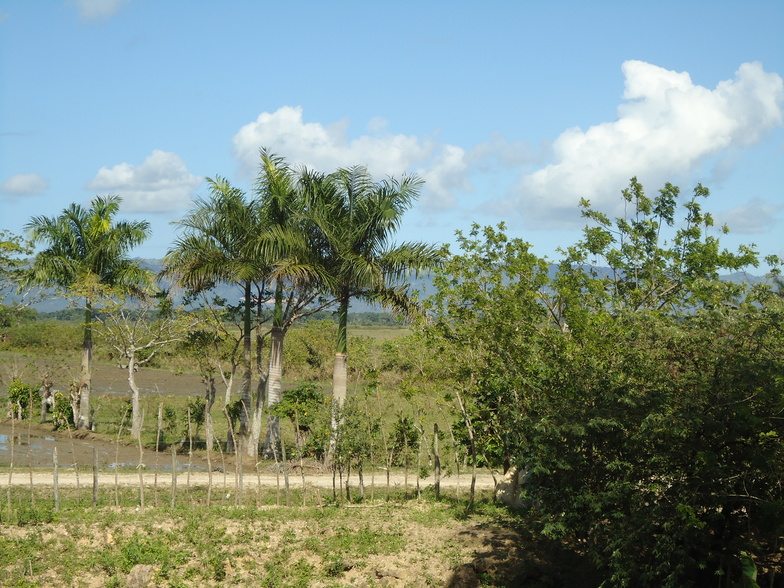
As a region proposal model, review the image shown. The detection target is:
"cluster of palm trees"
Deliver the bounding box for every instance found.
[24,149,442,458]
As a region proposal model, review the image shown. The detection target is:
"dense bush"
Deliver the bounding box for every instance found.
[422,181,783,587]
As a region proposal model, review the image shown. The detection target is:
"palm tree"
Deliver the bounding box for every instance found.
[163,177,267,444]
[306,166,442,432]
[25,195,151,429]
[253,151,335,457]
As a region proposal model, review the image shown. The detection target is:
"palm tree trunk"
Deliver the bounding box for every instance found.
[77,302,93,430]
[262,280,286,458]
[331,292,350,430]
[238,281,253,438]
[262,326,284,458]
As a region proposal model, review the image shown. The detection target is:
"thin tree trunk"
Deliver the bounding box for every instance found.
[454,387,476,510]
[186,407,193,502]
[281,437,290,507]
[77,302,93,430]
[295,410,307,506]
[92,448,98,507]
[238,281,253,439]
[115,408,128,507]
[128,354,143,440]
[155,404,162,507]
[170,445,177,508]
[404,436,409,500]
[137,425,145,510]
[434,423,441,501]
[6,413,13,520]
[330,293,350,442]
[204,377,215,507]
[27,410,34,507]
[53,447,59,511]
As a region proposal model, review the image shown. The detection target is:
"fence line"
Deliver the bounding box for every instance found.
[1,414,493,513]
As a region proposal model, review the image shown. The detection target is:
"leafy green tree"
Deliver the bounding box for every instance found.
[423,223,553,472]
[305,166,442,435]
[7,378,37,420]
[270,382,329,455]
[557,177,758,314]
[0,230,34,330]
[24,195,150,429]
[423,179,781,586]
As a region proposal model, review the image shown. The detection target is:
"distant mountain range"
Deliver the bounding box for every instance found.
[14,259,775,314]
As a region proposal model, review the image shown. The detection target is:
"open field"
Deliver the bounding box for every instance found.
[0,323,594,586]
[0,486,596,588]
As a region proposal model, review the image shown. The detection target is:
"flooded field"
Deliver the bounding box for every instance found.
[0,422,210,471]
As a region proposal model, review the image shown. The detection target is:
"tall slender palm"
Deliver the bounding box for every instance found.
[253,150,298,456]
[306,166,442,428]
[163,178,267,442]
[25,195,151,429]
[253,150,335,457]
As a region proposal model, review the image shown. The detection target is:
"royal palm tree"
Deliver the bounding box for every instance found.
[25,195,151,429]
[163,178,267,443]
[253,150,335,457]
[306,166,442,432]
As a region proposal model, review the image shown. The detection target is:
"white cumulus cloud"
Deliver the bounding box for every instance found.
[67,0,128,21]
[507,61,784,227]
[1,173,50,195]
[86,150,202,212]
[231,106,473,211]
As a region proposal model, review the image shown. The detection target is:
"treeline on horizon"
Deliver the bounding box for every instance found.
[10,306,402,327]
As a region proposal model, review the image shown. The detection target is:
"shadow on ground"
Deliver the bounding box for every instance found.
[446,516,601,588]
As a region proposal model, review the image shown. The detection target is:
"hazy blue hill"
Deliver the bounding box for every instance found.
[18,259,772,314]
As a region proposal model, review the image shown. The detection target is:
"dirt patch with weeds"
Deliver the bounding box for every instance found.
[1,501,554,587]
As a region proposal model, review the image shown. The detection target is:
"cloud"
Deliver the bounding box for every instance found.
[506,61,784,228]
[67,0,128,21]
[1,173,50,195]
[231,106,474,211]
[714,197,782,234]
[86,150,202,212]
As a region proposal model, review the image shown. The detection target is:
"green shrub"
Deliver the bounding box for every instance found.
[7,378,38,419]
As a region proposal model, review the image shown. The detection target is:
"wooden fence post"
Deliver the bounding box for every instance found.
[92,448,98,507]
[53,447,59,511]
[434,423,441,501]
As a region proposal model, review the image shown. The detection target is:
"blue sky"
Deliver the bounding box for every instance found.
[1,0,783,269]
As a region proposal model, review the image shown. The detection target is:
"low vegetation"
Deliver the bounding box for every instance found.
[2,177,783,587]
[3,487,578,587]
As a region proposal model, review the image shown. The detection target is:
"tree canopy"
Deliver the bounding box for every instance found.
[421,179,782,586]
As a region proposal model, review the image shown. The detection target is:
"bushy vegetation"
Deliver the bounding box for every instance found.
[420,180,783,587]
[2,176,782,587]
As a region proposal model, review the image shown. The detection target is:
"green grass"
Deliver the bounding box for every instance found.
[348,324,410,340]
